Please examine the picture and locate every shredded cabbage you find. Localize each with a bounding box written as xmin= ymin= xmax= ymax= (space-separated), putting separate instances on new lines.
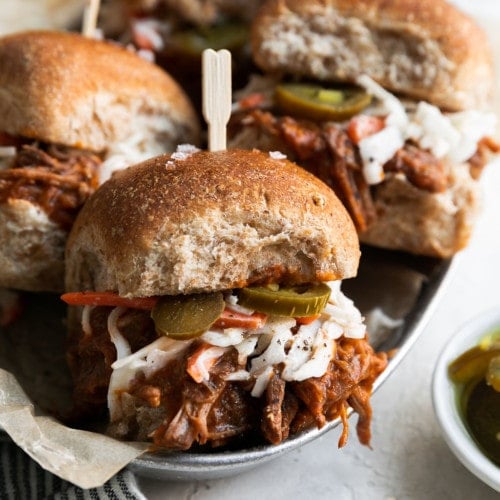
xmin=99 ymin=281 xmax=367 ymax=414
xmin=356 ymin=75 xmax=497 ymax=184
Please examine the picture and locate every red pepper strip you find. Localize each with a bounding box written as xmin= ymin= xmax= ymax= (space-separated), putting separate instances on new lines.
xmin=213 ymin=308 xmax=267 ymax=329
xmin=60 ymin=291 xmax=158 ymax=310
xmin=346 ymin=115 xmax=385 ymax=144
xmin=237 ymin=93 xmax=266 ymax=110
xmin=186 ymin=342 xmax=227 ymax=383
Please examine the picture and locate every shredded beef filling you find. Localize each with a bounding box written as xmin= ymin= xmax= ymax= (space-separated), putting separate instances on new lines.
xmin=469 ymin=136 xmax=500 ymax=179
xmin=67 ymin=307 xmax=388 ymax=449
xmin=229 ymin=110 xmax=498 ymax=232
xmin=0 ymin=141 xmax=101 ymax=230
xmin=66 ymin=307 xmax=157 ymax=419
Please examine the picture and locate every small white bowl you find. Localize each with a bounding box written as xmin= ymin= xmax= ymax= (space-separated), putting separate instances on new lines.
xmin=432 ymin=308 xmax=500 ymax=492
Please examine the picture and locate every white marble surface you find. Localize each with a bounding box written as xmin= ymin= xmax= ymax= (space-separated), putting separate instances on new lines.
xmin=139 ymin=2 xmax=500 ymax=499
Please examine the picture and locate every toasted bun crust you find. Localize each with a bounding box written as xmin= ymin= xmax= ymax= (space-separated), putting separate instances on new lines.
xmin=66 ymin=149 xmax=360 ymax=296
xmin=0 ymin=199 xmax=66 ymax=292
xmin=0 ymin=30 xmax=200 ymax=150
xmin=252 ymin=0 xmax=493 ymax=111
xmin=359 ymin=165 xmax=480 ymax=258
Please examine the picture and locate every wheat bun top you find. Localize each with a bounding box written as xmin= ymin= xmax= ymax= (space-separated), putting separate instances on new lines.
xmin=0 ymin=30 xmax=199 ymax=150
xmin=65 ymin=149 xmax=360 ymax=297
xmin=252 ymin=0 xmax=494 ymax=111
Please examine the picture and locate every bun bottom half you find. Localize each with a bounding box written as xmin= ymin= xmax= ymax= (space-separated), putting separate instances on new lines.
xmin=0 ymin=199 xmax=66 ymax=292
xmin=359 ymin=166 xmax=479 ymax=258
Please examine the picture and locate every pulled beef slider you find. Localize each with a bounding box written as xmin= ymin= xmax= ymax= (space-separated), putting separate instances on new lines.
xmin=100 ymin=0 xmax=266 ymax=107
xmin=63 ymin=148 xmax=387 ymax=450
xmin=229 ymin=0 xmax=499 ymax=258
xmin=0 ymin=30 xmax=200 ymax=292
xmin=103 ymin=0 xmax=264 ymax=29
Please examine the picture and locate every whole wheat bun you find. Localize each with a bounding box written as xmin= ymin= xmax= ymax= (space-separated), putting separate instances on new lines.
xmin=0 ymin=200 xmax=66 ymax=292
xmin=0 ymin=30 xmax=200 ymax=151
xmin=0 ymin=30 xmax=200 ymax=293
xmin=251 ymin=0 xmax=494 ymax=111
xmin=65 ymin=149 xmax=360 ymax=297
xmin=359 ymin=166 xmax=480 ymax=258
xmin=228 ymin=118 xmax=482 ymax=259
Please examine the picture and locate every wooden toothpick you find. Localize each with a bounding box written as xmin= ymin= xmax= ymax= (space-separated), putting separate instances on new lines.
xmin=202 ymin=49 xmax=232 ymax=151
xmin=82 ymin=0 xmax=101 ymax=38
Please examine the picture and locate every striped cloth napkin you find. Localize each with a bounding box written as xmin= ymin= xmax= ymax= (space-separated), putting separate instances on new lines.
xmin=0 ymin=434 xmax=146 ymax=500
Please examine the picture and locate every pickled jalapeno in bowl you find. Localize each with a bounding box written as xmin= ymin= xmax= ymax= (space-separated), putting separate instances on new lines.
xmin=448 ymin=329 xmax=500 ymax=466
xmin=433 ymin=309 xmax=500 ymax=492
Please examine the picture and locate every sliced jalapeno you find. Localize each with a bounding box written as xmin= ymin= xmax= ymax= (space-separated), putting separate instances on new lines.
xmin=448 ymin=346 xmax=500 ymax=384
xmin=169 ymin=23 xmax=249 ymax=57
xmin=151 ymin=292 xmax=225 ymax=339
xmin=486 ymin=356 xmax=500 ymax=392
xmin=274 ymin=83 xmax=372 ymax=122
xmin=237 ymin=283 xmax=331 ymax=317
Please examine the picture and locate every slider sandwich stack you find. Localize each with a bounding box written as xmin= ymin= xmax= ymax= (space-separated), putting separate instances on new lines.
xmin=63 ymin=148 xmax=388 ymax=450
xmin=229 ymin=0 xmax=499 ymax=257
xmin=102 ymin=0 xmax=264 ymax=36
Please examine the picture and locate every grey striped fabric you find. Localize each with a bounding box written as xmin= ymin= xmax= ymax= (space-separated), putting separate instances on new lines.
xmin=0 ymin=434 xmax=146 ymax=500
